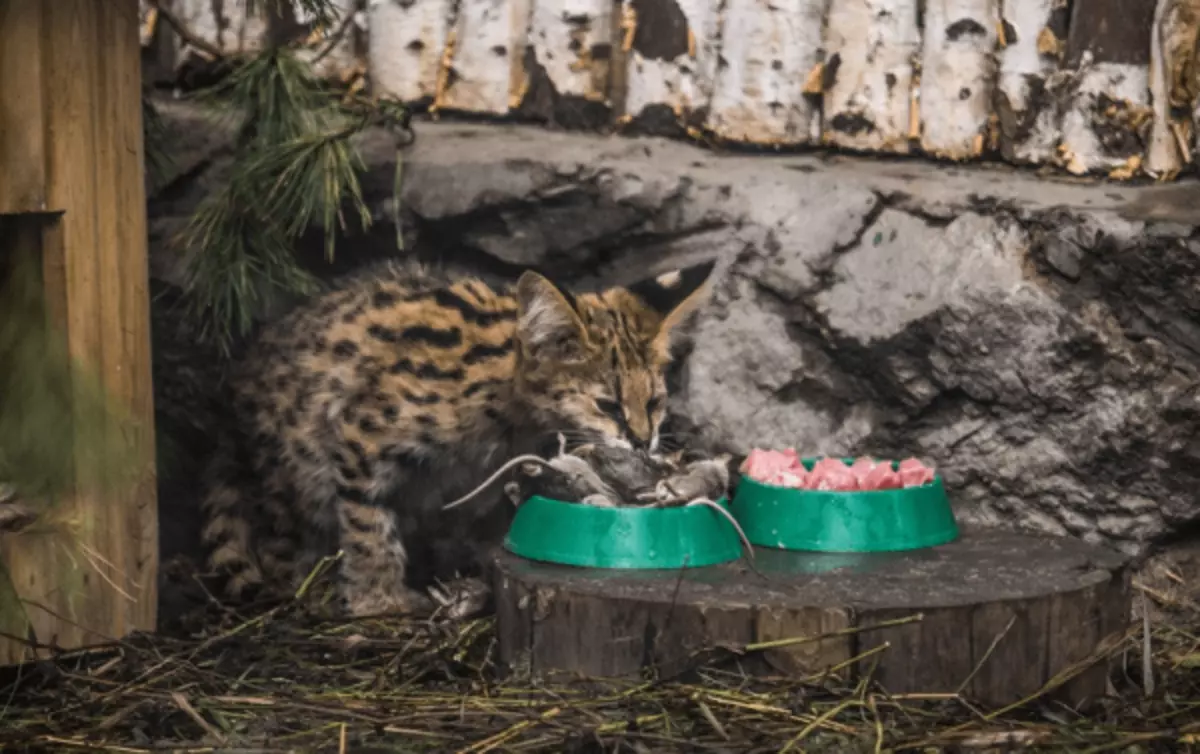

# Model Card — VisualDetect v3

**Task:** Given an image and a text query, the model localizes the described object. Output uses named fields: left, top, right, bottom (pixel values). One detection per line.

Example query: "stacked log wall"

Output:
left=140, top=0, right=1200, bottom=179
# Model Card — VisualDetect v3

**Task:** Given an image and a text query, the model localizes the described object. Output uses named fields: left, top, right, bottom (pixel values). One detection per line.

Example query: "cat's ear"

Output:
left=627, top=261, right=717, bottom=358
left=515, top=270, right=588, bottom=360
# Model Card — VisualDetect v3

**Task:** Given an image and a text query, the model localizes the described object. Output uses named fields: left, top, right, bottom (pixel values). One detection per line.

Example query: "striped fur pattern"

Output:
left=200, top=259, right=716, bottom=616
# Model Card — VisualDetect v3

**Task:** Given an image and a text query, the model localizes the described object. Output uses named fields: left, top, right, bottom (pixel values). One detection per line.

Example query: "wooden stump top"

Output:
left=494, top=526, right=1132, bottom=708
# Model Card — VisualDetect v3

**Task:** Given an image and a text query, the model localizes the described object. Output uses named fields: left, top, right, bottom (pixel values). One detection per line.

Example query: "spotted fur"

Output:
left=200, top=259, right=716, bottom=616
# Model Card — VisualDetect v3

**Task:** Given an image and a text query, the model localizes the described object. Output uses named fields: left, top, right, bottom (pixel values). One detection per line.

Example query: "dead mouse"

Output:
left=569, top=443, right=680, bottom=502
left=441, top=434, right=618, bottom=512
left=636, top=455, right=732, bottom=507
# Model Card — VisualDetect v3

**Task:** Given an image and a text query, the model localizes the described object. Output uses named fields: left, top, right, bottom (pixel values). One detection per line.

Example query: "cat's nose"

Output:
left=629, top=435, right=650, bottom=451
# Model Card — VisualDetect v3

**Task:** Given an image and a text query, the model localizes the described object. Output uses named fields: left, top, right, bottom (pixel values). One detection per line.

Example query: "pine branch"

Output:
left=310, top=8, right=359, bottom=66
left=144, top=0, right=225, bottom=60
left=167, top=4, right=414, bottom=355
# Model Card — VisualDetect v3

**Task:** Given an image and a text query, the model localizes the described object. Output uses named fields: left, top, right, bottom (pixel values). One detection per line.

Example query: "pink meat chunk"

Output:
left=741, top=448, right=808, bottom=488
left=742, top=449, right=937, bottom=491
left=809, top=457, right=858, bottom=491
left=897, top=457, right=936, bottom=487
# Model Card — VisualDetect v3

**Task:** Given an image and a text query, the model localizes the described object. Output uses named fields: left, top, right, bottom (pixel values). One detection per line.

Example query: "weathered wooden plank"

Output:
left=822, top=0, right=921, bottom=153
left=1059, top=0, right=1157, bottom=176
left=706, top=0, right=824, bottom=145
left=92, top=0, right=133, bottom=648
left=995, top=0, right=1068, bottom=165
left=919, top=0, right=1000, bottom=160
left=2, top=0, right=105, bottom=665
left=0, top=217, right=59, bottom=666
left=524, top=0, right=615, bottom=124
left=0, top=0, right=47, bottom=213
left=1146, top=0, right=1200, bottom=177
left=620, top=0, right=722, bottom=134
left=101, top=0, right=159, bottom=634
left=0, top=0, right=158, bottom=665
left=368, top=0, right=456, bottom=104
left=434, top=0, right=534, bottom=115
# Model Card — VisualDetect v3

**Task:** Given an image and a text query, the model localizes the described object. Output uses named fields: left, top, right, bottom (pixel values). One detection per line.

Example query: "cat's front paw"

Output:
left=427, top=576, right=492, bottom=620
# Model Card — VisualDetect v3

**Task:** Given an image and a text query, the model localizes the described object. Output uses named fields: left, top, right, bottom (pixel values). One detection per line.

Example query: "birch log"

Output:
left=919, top=0, right=1000, bottom=160
left=995, top=0, right=1065, bottom=164
left=297, top=0, right=365, bottom=83
left=139, top=1, right=157, bottom=47
left=434, top=0, right=534, bottom=115
left=524, top=0, right=615, bottom=125
left=1058, top=0, right=1157, bottom=177
left=620, top=0, right=723, bottom=133
left=822, top=0, right=921, bottom=153
left=172, top=0, right=269, bottom=59
left=706, top=0, right=826, bottom=145
left=1148, top=0, right=1200, bottom=176
left=368, top=0, right=457, bottom=103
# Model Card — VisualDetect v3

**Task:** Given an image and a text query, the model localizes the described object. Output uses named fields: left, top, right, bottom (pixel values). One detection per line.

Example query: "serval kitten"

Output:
left=200, top=259, right=716, bottom=616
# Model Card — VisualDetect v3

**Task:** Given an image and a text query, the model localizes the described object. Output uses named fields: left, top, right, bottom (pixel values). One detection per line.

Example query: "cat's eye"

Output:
left=595, top=398, right=623, bottom=418
left=647, top=395, right=664, bottom=414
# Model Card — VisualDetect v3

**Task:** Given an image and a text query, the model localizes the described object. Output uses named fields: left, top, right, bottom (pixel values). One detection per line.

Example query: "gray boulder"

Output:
left=148, top=105, right=1200, bottom=559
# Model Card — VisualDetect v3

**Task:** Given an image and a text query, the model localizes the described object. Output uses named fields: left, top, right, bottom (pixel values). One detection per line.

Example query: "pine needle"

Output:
left=173, top=40, right=412, bottom=354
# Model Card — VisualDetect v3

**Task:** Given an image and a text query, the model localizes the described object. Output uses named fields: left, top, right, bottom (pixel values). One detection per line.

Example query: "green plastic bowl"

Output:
left=503, top=495, right=744, bottom=569
left=730, top=457, right=959, bottom=553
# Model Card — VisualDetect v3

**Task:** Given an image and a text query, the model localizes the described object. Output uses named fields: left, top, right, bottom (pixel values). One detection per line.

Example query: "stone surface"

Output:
left=147, top=100, right=1200, bottom=566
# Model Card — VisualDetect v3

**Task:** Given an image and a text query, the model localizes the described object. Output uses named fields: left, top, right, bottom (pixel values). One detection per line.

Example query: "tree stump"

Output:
left=493, top=526, right=1131, bottom=708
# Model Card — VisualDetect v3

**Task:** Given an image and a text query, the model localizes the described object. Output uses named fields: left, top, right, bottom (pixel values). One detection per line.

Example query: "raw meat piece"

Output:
left=862, top=463, right=902, bottom=491
left=848, top=457, right=876, bottom=488
left=742, top=448, right=807, bottom=488
left=742, top=448, right=934, bottom=491
left=897, top=457, right=936, bottom=487
left=809, top=457, right=858, bottom=491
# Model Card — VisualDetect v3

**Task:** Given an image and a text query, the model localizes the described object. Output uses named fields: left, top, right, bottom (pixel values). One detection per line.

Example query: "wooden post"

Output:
left=0, top=0, right=158, bottom=665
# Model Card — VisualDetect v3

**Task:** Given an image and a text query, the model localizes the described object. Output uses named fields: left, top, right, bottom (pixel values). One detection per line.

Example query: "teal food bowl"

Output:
left=730, top=458, right=959, bottom=553
left=504, top=496, right=744, bottom=569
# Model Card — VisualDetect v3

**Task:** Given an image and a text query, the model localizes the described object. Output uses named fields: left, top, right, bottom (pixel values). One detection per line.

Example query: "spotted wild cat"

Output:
left=200, top=259, right=716, bottom=616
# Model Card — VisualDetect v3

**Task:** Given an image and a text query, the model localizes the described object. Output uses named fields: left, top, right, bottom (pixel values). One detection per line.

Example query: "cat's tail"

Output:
left=199, top=433, right=265, bottom=600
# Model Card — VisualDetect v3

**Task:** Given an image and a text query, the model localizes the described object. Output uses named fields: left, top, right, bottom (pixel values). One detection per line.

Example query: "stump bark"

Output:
left=494, top=527, right=1131, bottom=708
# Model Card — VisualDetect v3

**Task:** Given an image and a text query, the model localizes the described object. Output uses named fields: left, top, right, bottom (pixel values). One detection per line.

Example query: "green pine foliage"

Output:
left=174, top=3, right=413, bottom=356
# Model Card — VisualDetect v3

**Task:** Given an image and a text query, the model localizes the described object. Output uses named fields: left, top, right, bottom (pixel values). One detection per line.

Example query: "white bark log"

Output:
left=919, top=0, right=1000, bottom=160
left=295, top=0, right=365, bottom=83
left=706, top=0, right=826, bottom=145
left=434, top=0, right=534, bottom=115
left=139, top=1, right=157, bottom=48
left=822, top=0, right=921, bottom=153
left=172, top=0, right=269, bottom=58
left=995, top=0, right=1062, bottom=164
left=528, top=0, right=613, bottom=104
left=1058, top=59, right=1152, bottom=176
left=1148, top=0, right=1200, bottom=176
left=368, top=0, right=456, bottom=102
left=622, top=0, right=723, bottom=125
left=1148, top=0, right=1184, bottom=176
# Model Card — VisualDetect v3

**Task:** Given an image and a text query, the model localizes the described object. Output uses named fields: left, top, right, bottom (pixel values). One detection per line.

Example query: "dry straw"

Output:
left=0, top=560, right=1197, bottom=752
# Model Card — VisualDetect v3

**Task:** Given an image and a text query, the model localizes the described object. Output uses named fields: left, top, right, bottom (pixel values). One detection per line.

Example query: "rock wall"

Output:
left=148, top=103, right=1200, bottom=563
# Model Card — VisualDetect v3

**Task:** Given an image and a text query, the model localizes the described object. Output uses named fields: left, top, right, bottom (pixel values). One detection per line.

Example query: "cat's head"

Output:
left=513, top=261, right=717, bottom=451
